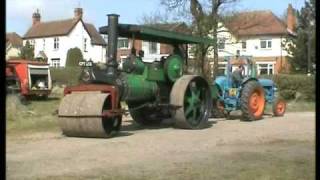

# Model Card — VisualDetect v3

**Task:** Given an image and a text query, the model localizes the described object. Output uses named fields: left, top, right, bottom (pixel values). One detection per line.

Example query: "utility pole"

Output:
left=307, top=21, right=314, bottom=76
left=307, top=30, right=311, bottom=76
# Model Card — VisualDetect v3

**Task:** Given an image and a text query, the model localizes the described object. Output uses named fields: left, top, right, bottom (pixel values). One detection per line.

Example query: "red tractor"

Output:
left=6, top=60, right=52, bottom=102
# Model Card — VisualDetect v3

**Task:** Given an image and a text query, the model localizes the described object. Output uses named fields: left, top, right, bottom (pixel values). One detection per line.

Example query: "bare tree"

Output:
left=161, top=0, right=238, bottom=81
left=139, top=11, right=170, bottom=25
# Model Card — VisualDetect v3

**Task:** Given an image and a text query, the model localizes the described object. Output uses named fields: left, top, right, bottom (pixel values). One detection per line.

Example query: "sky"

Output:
left=6, top=0, right=306, bottom=36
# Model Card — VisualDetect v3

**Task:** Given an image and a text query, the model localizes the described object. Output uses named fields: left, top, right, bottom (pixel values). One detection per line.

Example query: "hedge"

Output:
left=50, top=68, right=315, bottom=102
left=65, top=47, right=83, bottom=67
left=50, top=67, right=82, bottom=86
left=258, top=74, right=315, bottom=102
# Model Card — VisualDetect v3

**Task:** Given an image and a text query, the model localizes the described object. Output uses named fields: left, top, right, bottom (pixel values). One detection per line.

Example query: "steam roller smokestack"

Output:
left=106, top=14, right=119, bottom=75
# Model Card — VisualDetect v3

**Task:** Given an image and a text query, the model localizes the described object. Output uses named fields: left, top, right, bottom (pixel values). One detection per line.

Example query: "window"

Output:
left=149, top=42, right=158, bottom=54
left=217, top=63, right=227, bottom=75
left=260, top=39, right=272, bottom=49
left=257, top=62, right=274, bottom=75
left=29, top=40, right=35, bottom=48
left=117, top=38, right=129, bottom=49
left=54, top=37, right=59, bottom=50
left=83, top=38, right=87, bottom=52
left=242, top=41, right=246, bottom=49
left=51, top=58, right=60, bottom=68
left=218, top=39, right=225, bottom=50
left=43, top=39, right=45, bottom=50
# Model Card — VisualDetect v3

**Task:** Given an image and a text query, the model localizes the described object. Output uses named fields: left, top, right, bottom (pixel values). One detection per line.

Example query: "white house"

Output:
left=6, top=32, right=23, bottom=60
left=208, top=4, right=296, bottom=75
left=23, top=8, right=106, bottom=68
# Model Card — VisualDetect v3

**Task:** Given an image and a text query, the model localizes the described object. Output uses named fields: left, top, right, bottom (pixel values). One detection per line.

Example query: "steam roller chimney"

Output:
left=106, top=14, right=119, bottom=76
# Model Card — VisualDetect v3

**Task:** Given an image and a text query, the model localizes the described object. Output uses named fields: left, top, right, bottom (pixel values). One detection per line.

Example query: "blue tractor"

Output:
left=211, top=56, right=286, bottom=120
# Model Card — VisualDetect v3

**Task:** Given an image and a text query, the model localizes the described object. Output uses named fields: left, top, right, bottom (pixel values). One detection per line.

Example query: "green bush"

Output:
left=65, top=47, right=83, bottom=67
left=50, top=67, right=82, bottom=86
left=258, top=74, right=315, bottom=101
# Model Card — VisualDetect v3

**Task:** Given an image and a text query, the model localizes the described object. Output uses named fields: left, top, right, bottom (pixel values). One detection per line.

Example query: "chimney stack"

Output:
left=74, top=8, right=83, bottom=20
left=287, top=4, right=296, bottom=32
left=32, top=9, right=41, bottom=26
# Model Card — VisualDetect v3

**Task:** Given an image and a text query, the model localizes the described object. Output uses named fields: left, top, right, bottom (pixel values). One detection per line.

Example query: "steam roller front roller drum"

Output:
left=58, top=92, right=122, bottom=138
left=170, top=75, right=211, bottom=129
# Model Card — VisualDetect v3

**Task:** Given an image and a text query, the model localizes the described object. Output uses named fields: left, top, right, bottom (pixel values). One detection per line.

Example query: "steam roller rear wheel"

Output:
left=170, top=75, right=211, bottom=129
left=58, top=92, right=122, bottom=138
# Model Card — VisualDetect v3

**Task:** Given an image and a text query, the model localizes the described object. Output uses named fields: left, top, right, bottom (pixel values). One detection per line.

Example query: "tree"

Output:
left=161, top=0, right=238, bottom=81
left=284, top=0, right=315, bottom=73
left=19, top=40, right=34, bottom=60
left=65, top=47, right=84, bottom=67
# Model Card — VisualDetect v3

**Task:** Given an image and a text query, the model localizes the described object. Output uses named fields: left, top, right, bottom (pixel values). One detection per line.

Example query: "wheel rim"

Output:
left=276, top=101, right=285, bottom=114
left=183, top=80, right=207, bottom=126
left=248, top=88, right=264, bottom=118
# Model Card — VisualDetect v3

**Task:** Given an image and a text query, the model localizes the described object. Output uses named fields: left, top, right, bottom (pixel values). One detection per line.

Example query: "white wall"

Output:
left=141, top=41, right=165, bottom=62
left=206, top=23, right=289, bottom=58
left=6, top=46, right=21, bottom=60
left=23, top=21, right=106, bottom=67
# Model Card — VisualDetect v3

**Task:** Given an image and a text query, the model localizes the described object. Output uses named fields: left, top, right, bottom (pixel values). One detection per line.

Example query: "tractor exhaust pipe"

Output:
left=106, top=14, right=119, bottom=76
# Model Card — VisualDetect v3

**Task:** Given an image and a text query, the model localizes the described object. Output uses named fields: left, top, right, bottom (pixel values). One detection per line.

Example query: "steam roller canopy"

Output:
left=58, top=92, right=121, bottom=138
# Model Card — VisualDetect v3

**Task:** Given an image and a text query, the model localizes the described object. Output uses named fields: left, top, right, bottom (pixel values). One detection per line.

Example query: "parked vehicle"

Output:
left=211, top=56, right=286, bottom=120
left=6, top=60, right=52, bottom=101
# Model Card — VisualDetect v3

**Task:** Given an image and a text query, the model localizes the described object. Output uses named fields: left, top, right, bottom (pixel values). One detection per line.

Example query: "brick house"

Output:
left=210, top=4, right=297, bottom=75
left=23, top=8, right=106, bottom=68
left=104, top=23, right=190, bottom=64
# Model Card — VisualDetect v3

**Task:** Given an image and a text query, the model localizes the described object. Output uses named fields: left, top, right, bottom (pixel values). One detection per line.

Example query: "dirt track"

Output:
left=6, top=112, right=315, bottom=180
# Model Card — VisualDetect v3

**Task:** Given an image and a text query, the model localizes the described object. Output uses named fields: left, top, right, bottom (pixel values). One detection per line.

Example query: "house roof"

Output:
left=224, top=11, right=288, bottom=37
left=24, top=18, right=106, bottom=45
left=147, top=23, right=192, bottom=34
left=6, top=32, right=23, bottom=47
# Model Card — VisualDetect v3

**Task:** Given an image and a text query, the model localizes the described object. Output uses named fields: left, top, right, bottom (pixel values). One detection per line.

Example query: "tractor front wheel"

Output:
left=272, top=98, right=286, bottom=116
left=240, top=80, right=265, bottom=121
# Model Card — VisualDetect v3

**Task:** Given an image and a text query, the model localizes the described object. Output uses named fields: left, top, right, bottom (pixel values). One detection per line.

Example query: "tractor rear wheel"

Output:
left=240, top=80, right=265, bottom=121
left=127, top=102, right=163, bottom=126
left=170, top=75, right=211, bottom=129
left=272, top=98, right=286, bottom=116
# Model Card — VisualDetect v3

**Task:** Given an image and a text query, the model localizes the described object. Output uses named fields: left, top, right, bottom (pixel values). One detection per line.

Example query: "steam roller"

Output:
left=58, top=14, right=214, bottom=138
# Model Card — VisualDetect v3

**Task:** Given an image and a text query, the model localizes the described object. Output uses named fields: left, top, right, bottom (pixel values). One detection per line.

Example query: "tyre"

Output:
left=272, top=98, right=286, bottom=116
left=240, top=80, right=265, bottom=121
left=170, top=75, right=211, bottom=129
left=211, top=99, right=225, bottom=118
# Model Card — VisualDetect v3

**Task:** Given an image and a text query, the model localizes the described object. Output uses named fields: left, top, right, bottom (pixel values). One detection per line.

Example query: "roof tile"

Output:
left=224, top=11, right=287, bottom=36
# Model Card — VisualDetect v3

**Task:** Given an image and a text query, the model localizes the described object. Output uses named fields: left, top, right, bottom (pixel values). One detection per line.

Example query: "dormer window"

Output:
left=54, top=37, right=59, bottom=50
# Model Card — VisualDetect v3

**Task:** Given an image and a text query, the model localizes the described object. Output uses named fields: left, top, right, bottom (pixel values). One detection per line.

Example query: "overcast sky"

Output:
left=6, top=0, right=305, bottom=36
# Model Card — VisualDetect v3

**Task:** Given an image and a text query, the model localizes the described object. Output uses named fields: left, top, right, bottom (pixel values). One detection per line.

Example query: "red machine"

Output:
left=6, top=60, right=52, bottom=99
